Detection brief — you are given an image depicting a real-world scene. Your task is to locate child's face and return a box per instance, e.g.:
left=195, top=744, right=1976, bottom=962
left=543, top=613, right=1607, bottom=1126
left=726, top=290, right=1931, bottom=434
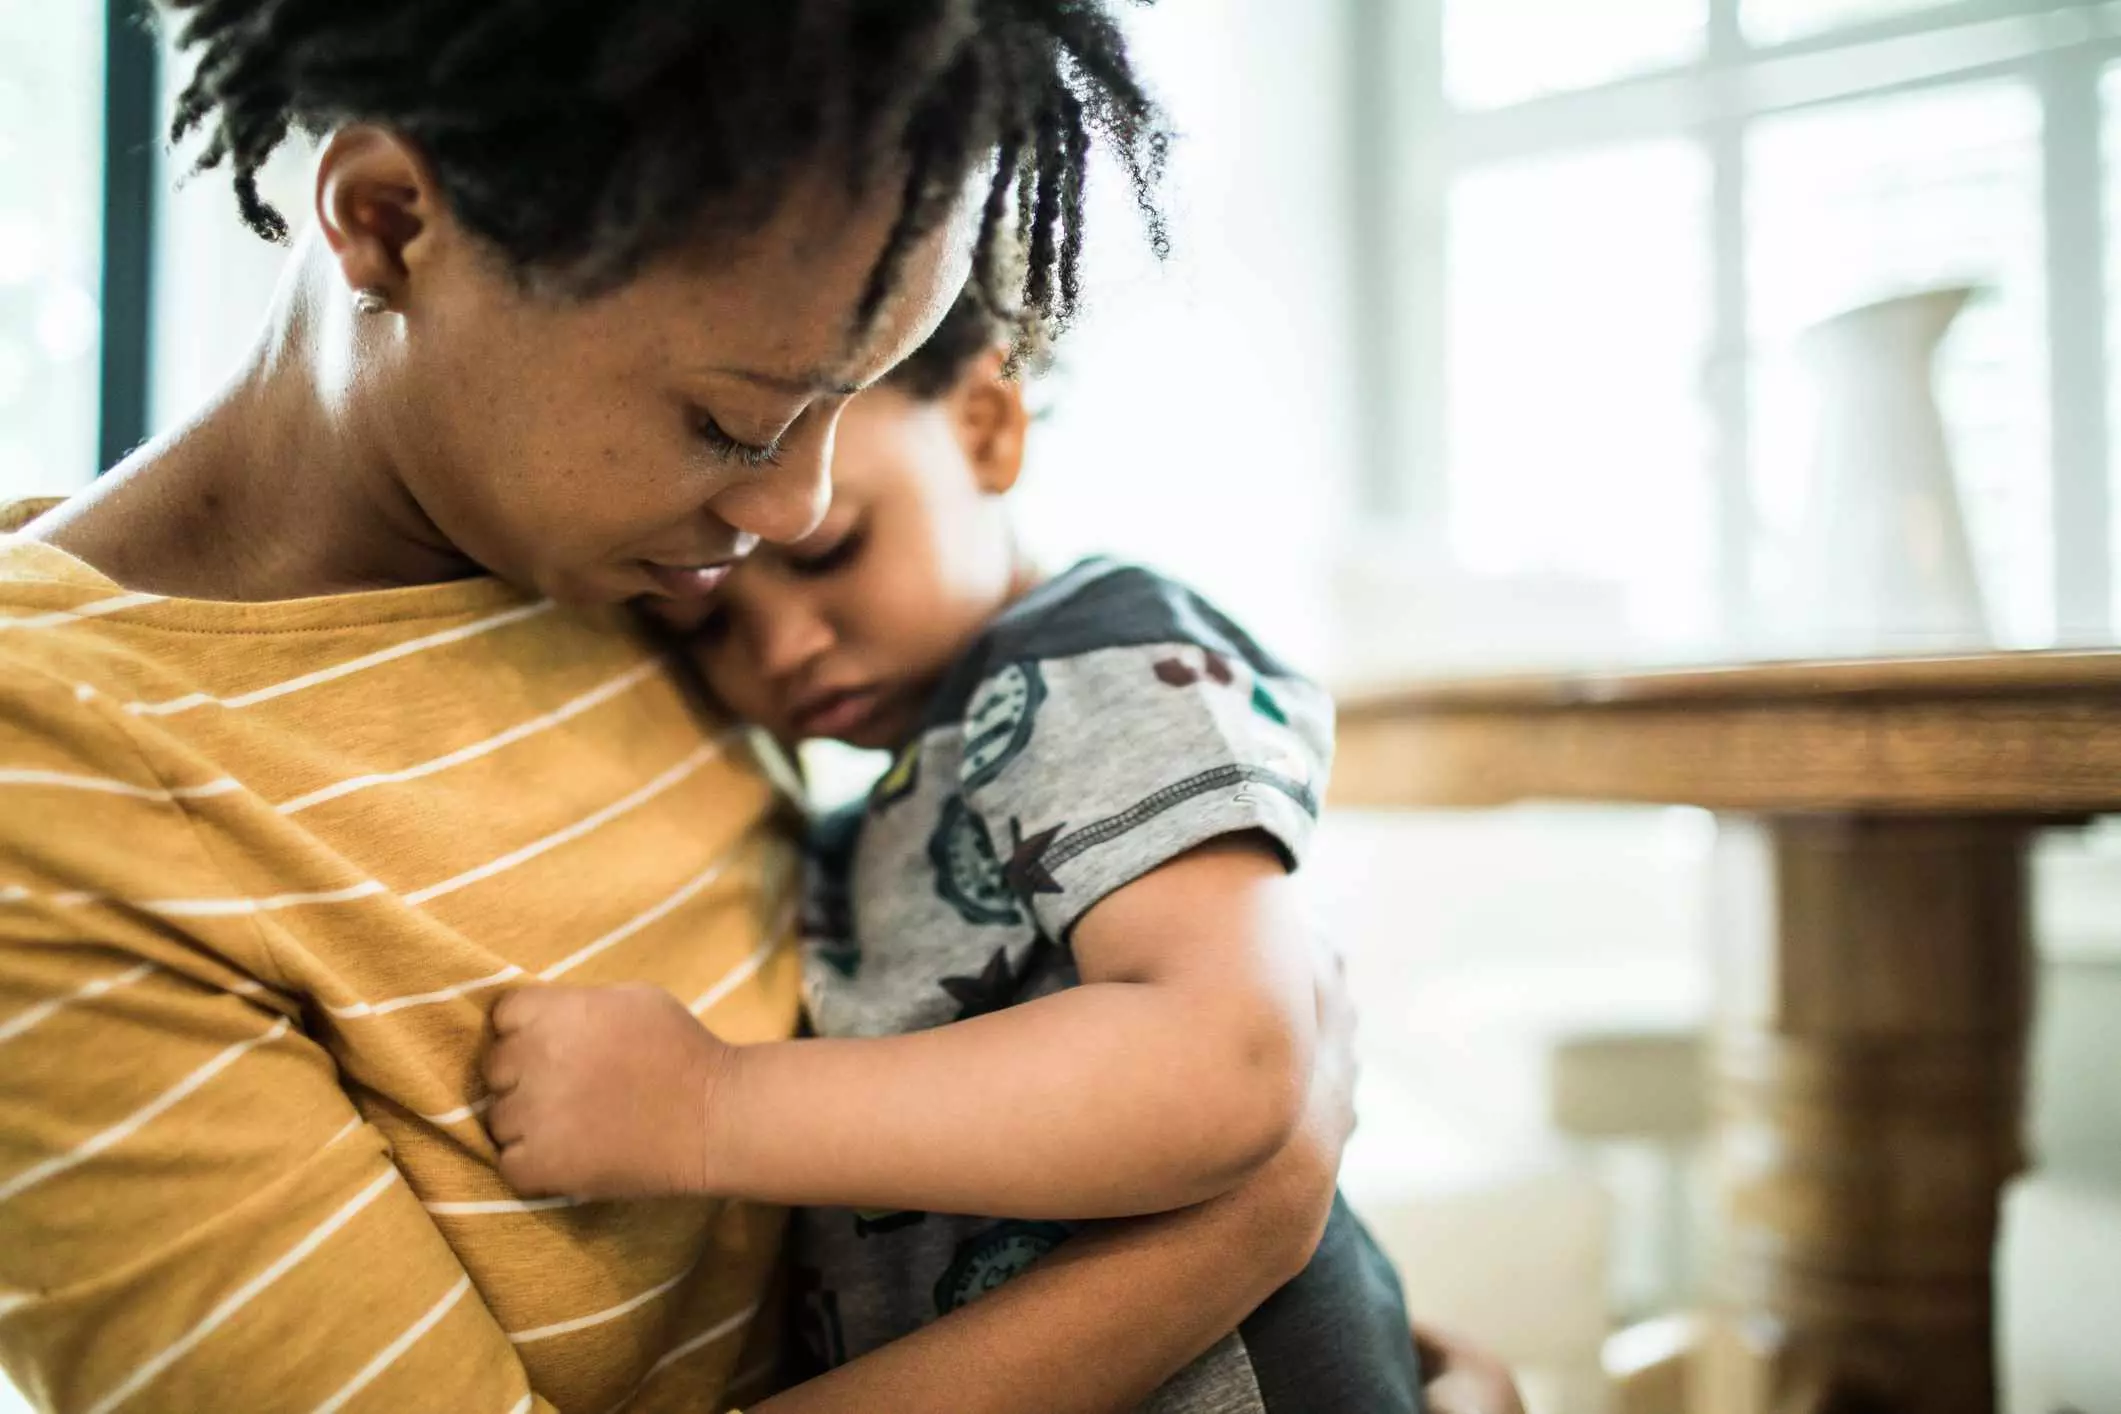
left=683, top=354, right=1029, bottom=750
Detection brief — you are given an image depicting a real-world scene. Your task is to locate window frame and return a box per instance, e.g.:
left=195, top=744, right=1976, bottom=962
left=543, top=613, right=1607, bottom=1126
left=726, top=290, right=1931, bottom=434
left=1359, top=0, right=2121, bottom=647
left=97, top=0, right=159, bottom=475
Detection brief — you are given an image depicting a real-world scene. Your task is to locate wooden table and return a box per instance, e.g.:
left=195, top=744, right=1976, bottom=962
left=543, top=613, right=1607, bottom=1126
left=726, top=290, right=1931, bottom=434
left=1332, top=652, right=2121, bottom=1414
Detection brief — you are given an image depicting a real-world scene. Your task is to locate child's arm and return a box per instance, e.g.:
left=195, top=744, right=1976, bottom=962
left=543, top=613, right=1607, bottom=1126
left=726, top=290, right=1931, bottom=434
left=753, top=1036, right=1353, bottom=1414
left=483, top=832, right=1318, bottom=1217
left=718, top=830, right=1317, bottom=1214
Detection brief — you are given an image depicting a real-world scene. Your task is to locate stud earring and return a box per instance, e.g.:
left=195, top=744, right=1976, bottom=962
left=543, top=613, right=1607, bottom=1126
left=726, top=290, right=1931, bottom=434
left=352, top=287, right=390, bottom=315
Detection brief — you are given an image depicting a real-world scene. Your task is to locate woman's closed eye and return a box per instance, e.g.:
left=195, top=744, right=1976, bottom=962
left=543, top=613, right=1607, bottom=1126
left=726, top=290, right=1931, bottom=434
left=689, top=408, right=784, bottom=469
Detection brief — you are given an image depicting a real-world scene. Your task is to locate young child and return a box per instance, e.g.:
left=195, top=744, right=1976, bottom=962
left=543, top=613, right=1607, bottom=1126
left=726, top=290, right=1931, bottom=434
left=482, top=292, right=1424, bottom=1412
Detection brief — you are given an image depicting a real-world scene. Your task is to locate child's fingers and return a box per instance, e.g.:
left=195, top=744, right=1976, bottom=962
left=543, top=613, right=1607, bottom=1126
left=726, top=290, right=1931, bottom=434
left=482, top=1034, right=525, bottom=1096
left=486, top=1089, right=528, bottom=1146
left=490, top=986, right=538, bottom=1036
left=495, top=1137, right=557, bottom=1198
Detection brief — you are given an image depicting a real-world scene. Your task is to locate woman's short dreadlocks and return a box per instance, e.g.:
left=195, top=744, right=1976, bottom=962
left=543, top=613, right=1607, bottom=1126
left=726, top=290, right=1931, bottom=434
left=155, top=0, right=1169, bottom=347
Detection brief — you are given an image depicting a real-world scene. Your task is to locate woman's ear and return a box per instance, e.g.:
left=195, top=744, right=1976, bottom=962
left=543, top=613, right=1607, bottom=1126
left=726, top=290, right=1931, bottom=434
left=313, top=125, right=448, bottom=309
left=948, top=346, right=1031, bottom=496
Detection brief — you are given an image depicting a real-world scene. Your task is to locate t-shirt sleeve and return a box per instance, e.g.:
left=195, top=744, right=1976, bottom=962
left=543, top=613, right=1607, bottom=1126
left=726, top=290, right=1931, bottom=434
left=955, top=641, right=1334, bottom=941
left=0, top=661, right=558, bottom=1414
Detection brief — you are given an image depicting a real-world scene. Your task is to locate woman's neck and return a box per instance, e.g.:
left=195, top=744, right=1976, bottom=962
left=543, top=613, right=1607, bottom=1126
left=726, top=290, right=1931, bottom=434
left=28, top=238, right=480, bottom=603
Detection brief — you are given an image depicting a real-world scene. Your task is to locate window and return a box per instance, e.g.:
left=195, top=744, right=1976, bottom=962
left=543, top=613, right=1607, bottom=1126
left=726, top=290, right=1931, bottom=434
left=0, top=4, right=105, bottom=503
left=1448, top=142, right=1717, bottom=644
left=1445, top=0, right=1708, bottom=109
left=2104, top=62, right=2121, bottom=630
left=1387, top=0, right=2115, bottom=657
left=1742, top=0, right=1959, bottom=45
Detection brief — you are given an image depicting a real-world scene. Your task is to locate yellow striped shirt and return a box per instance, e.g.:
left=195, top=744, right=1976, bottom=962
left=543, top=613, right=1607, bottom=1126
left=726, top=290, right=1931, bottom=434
left=0, top=507, right=801, bottom=1414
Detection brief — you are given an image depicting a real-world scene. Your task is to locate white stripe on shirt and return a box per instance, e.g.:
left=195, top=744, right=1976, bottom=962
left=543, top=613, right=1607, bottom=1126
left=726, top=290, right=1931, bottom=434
left=0, top=961, right=156, bottom=1047
left=423, top=1194, right=583, bottom=1217
left=326, top=966, right=523, bottom=1020
left=125, top=601, right=553, bottom=717
left=600, top=1304, right=759, bottom=1414
left=506, top=1264, right=694, bottom=1346
left=690, top=939, right=785, bottom=1018
left=6, top=734, right=734, bottom=932
left=309, top=1274, right=472, bottom=1414
left=7, top=880, right=385, bottom=921
left=0, top=769, right=238, bottom=801
left=0, top=591, right=165, bottom=631
left=0, top=1017, right=292, bottom=1205
left=539, top=853, right=735, bottom=982
left=405, top=742, right=720, bottom=907
left=417, top=1096, right=492, bottom=1128
left=80, top=1167, right=399, bottom=1414
left=145, top=881, right=387, bottom=918
left=277, top=659, right=662, bottom=815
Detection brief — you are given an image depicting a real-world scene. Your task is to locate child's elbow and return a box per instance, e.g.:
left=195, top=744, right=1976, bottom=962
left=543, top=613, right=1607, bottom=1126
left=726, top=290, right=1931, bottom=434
left=1208, top=1011, right=1312, bottom=1180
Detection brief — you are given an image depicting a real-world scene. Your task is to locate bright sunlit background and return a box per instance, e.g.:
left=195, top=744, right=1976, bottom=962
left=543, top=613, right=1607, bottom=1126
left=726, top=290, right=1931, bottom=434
left=7, top=3, right=2121, bottom=1412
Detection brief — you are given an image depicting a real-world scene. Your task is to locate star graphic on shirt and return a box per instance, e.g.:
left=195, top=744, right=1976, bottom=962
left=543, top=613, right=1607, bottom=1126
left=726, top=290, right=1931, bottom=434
left=1003, top=819, right=1066, bottom=899
left=939, top=942, right=1058, bottom=1021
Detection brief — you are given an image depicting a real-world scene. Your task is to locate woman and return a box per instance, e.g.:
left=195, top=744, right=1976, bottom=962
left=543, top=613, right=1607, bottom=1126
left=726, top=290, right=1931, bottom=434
left=0, top=4, right=1516, bottom=1412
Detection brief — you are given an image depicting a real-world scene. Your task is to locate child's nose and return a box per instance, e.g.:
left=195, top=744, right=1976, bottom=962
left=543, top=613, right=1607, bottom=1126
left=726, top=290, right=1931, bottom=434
left=754, top=601, right=836, bottom=682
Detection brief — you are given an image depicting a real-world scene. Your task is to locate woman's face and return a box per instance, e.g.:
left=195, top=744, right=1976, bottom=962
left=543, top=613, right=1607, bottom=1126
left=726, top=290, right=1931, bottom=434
left=344, top=137, right=980, bottom=610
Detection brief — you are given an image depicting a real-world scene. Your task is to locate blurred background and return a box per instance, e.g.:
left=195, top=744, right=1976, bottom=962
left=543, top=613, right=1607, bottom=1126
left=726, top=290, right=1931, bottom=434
left=6, top=1, right=2121, bottom=1411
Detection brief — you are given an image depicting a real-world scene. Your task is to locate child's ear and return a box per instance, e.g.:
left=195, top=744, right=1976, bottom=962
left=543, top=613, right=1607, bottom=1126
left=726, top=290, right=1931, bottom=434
left=948, top=347, right=1030, bottom=496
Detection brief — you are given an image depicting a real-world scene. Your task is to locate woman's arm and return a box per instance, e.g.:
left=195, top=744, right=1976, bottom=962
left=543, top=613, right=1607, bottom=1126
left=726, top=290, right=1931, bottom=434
left=751, top=951, right=1356, bottom=1414
left=487, top=836, right=1315, bottom=1216
left=0, top=952, right=560, bottom=1413
left=0, top=687, right=557, bottom=1411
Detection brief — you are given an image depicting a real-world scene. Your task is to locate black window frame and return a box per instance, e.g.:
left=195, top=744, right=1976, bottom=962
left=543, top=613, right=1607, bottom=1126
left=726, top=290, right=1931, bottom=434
left=97, top=0, right=158, bottom=473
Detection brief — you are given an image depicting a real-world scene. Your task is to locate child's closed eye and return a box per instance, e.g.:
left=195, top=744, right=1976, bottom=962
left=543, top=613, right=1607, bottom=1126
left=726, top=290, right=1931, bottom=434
left=784, top=526, right=866, bottom=579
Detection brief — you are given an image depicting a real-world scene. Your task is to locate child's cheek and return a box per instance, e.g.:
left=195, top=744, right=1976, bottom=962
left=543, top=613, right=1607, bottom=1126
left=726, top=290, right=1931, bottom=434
left=692, top=649, right=752, bottom=720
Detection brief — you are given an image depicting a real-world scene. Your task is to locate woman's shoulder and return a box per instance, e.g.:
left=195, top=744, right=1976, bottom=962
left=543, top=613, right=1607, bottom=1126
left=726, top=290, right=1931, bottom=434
left=0, top=510, right=192, bottom=701
left=0, top=508, right=602, bottom=728
left=0, top=534, right=147, bottom=761
left=0, top=530, right=200, bottom=766
left=0, top=602, right=280, bottom=986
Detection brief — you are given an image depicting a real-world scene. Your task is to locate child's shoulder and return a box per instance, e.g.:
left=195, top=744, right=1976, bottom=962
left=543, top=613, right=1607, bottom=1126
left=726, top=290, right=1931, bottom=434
left=949, top=558, right=1307, bottom=698
left=905, top=561, right=1334, bottom=939
left=910, top=559, right=1333, bottom=804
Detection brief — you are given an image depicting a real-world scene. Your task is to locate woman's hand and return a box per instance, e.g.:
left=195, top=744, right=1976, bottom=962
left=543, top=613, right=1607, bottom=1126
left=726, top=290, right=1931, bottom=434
left=483, top=984, right=732, bottom=1198
left=1415, top=1322, right=1529, bottom=1414
left=1416, top=1331, right=1535, bottom=1414
left=1251, top=924, right=1361, bottom=1270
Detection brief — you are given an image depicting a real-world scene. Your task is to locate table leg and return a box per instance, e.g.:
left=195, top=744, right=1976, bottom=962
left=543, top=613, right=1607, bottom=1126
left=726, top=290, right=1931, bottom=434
left=1699, top=816, right=2033, bottom=1414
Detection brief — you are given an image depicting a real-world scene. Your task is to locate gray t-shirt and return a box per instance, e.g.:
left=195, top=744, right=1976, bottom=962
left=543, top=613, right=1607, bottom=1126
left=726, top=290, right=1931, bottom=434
left=791, top=561, right=1421, bottom=1414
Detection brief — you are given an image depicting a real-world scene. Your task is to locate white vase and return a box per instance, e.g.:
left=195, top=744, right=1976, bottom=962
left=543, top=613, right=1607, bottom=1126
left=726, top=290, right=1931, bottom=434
left=1786, top=286, right=1990, bottom=656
